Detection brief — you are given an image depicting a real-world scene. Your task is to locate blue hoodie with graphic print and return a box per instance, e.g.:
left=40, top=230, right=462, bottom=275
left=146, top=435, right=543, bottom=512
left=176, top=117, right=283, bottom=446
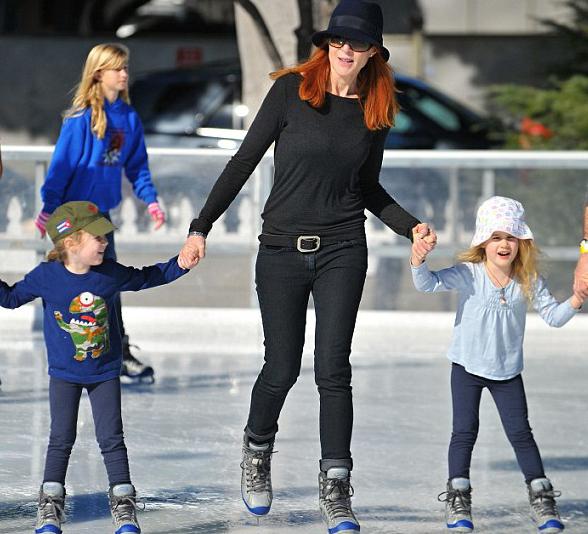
left=41, top=98, right=158, bottom=214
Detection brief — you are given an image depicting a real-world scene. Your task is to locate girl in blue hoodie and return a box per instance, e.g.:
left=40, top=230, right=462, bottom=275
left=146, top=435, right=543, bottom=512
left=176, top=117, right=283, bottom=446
left=35, top=43, right=164, bottom=380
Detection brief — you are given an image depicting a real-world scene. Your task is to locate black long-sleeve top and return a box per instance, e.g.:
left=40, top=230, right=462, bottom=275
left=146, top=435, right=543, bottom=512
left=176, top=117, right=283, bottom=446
left=189, top=73, right=419, bottom=240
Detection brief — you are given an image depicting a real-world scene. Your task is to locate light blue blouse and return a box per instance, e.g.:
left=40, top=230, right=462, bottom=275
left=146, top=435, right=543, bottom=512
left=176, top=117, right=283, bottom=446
left=411, top=261, right=578, bottom=380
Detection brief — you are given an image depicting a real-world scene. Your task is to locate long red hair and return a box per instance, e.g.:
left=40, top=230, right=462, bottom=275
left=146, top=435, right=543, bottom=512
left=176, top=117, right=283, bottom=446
left=271, top=47, right=397, bottom=130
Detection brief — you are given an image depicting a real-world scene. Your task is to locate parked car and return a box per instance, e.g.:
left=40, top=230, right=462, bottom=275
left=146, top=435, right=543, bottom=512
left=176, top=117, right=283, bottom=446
left=130, top=60, right=501, bottom=151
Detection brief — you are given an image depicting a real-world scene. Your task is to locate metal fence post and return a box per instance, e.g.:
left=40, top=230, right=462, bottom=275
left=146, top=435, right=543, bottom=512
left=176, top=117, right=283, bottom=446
left=32, top=160, right=47, bottom=332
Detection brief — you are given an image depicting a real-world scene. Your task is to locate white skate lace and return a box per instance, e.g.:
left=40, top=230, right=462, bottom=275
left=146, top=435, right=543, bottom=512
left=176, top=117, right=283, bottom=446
left=241, top=448, right=273, bottom=493
left=38, top=495, right=65, bottom=523
left=322, top=479, right=355, bottom=520
left=531, top=489, right=561, bottom=517
left=112, top=495, right=141, bottom=524
left=438, top=488, right=472, bottom=516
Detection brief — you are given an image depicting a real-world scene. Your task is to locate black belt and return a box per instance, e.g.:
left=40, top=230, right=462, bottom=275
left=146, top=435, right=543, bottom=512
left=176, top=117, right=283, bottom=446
left=259, top=233, right=365, bottom=253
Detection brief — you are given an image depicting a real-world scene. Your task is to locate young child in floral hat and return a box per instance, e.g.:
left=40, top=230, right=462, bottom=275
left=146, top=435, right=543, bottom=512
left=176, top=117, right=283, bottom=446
left=0, top=201, right=190, bottom=534
left=410, top=196, right=583, bottom=534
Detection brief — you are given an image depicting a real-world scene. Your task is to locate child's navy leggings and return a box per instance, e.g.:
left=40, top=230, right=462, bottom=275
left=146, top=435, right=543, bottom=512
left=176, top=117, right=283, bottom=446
left=43, top=376, right=131, bottom=486
left=449, top=363, right=545, bottom=484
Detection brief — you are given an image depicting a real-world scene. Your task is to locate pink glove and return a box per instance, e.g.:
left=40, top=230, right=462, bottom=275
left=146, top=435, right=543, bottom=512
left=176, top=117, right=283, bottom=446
left=35, top=210, right=51, bottom=238
left=147, top=202, right=165, bottom=230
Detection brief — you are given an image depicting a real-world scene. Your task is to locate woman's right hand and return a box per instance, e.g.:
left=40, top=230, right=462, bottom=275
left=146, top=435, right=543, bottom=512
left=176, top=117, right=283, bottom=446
left=178, top=234, right=206, bottom=269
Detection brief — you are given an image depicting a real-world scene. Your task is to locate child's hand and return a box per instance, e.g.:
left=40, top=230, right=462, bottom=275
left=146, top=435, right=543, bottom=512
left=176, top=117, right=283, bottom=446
left=411, top=223, right=437, bottom=266
left=574, top=253, right=588, bottom=300
left=178, top=234, right=206, bottom=269
left=572, top=273, right=588, bottom=308
left=148, top=202, right=166, bottom=231
left=34, top=210, right=51, bottom=238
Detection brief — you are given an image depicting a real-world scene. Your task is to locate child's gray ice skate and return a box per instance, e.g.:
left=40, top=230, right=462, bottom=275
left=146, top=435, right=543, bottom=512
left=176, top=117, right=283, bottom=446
left=438, top=478, right=473, bottom=532
left=109, top=483, right=141, bottom=534
left=240, top=437, right=273, bottom=516
left=528, top=478, right=564, bottom=533
left=35, top=482, right=65, bottom=534
left=318, top=467, right=360, bottom=533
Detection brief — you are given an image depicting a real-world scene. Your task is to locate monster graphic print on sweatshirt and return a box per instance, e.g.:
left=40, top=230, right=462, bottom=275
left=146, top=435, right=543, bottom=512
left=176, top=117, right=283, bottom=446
left=54, top=292, right=110, bottom=361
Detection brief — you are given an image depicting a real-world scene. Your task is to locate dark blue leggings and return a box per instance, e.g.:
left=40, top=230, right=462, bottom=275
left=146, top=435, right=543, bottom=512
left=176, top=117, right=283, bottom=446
left=449, top=363, right=545, bottom=484
left=43, top=376, right=131, bottom=486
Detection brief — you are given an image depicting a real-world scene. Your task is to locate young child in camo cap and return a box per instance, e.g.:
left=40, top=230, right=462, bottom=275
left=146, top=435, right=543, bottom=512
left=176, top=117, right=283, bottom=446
left=0, top=200, right=189, bottom=534
left=410, top=196, right=583, bottom=534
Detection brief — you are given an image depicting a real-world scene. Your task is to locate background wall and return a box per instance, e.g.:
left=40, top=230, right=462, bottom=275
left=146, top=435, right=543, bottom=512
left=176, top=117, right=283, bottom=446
left=0, top=36, right=238, bottom=144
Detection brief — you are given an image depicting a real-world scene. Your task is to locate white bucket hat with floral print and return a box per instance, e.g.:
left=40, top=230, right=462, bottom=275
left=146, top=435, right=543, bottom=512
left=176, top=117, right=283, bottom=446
left=471, top=196, right=534, bottom=247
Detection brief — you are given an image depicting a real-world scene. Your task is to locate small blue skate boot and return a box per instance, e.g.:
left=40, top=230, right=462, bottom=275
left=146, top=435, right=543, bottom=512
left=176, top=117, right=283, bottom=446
left=241, top=437, right=273, bottom=515
left=318, top=467, right=360, bottom=533
left=438, top=478, right=474, bottom=532
left=35, top=482, right=65, bottom=534
left=528, top=478, right=564, bottom=533
left=109, top=483, right=141, bottom=534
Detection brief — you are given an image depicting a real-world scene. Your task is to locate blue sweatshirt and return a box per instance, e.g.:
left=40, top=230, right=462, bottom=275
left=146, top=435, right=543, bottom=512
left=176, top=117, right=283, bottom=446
left=411, top=261, right=578, bottom=380
left=41, top=98, right=158, bottom=214
left=0, top=257, right=187, bottom=384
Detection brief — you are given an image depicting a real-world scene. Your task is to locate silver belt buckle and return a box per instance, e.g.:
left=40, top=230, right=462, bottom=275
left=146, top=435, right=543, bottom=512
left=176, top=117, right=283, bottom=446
left=297, top=235, right=320, bottom=252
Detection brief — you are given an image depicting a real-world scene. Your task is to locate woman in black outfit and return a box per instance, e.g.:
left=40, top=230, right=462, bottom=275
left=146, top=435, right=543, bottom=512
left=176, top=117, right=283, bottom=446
left=178, top=1, right=436, bottom=531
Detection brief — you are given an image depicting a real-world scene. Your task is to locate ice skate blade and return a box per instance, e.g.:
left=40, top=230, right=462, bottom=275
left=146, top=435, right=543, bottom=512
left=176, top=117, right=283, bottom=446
left=120, top=373, right=155, bottom=385
left=326, top=521, right=360, bottom=534
left=535, top=518, right=564, bottom=534
left=446, top=518, right=473, bottom=533
left=34, top=525, right=62, bottom=534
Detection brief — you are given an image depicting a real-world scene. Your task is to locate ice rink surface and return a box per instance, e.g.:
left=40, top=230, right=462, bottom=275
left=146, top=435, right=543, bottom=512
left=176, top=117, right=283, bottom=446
left=0, top=307, right=586, bottom=534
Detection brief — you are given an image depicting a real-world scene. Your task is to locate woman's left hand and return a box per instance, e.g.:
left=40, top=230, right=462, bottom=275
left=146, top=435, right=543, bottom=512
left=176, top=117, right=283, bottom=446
left=411, top=223, right=437, bottom=260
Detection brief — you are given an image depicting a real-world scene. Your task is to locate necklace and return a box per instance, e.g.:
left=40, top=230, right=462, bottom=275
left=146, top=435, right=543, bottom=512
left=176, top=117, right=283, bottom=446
left=485, top=264, right=511, bottom=306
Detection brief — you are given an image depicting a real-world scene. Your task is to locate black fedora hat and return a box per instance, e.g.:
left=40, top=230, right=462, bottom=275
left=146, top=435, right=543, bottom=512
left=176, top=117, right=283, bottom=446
left=312, top=0, right=390, bottom=61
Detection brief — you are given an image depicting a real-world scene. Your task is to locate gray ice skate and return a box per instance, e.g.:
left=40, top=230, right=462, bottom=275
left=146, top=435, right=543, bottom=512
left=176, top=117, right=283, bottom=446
left=35, top=482, right=65, bottom=534
left=438, top=478, right=473, bottom=533
left=240, top=438, right=273, bottom=515
left=109, top=483, right=141, bottom=534
left=318, top=467, right=360, bottom=533
left=528, top=478, right=564, bottom=533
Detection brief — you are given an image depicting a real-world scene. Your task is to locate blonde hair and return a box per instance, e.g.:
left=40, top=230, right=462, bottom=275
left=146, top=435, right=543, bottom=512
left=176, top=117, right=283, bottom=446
left=65, top=43, right=130, bottom=139
left=47, top=231, right=85, bottom=263
left=457, top=238, right=540, bottom=302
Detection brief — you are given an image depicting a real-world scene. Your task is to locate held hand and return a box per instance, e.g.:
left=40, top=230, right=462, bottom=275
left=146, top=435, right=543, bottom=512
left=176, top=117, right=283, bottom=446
left=573, top=253, right=588, bottom=300
left=148, top=202, right=166, bottom=231
left=411, top=223, right=437, bottom=265
left=178, top=235, right=206, bottom=269
left=34, top=210, right=51, bottom=238
left=413, top=222, right=430, bottom=239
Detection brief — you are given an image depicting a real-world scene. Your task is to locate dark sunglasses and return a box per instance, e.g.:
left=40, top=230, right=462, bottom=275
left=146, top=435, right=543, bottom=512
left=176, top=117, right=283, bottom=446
left=328, top=36, right=371, bottom=53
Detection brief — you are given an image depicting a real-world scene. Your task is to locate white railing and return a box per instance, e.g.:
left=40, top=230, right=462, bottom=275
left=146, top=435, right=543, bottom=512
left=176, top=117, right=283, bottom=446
left=1, top=146, right=585, bottom=311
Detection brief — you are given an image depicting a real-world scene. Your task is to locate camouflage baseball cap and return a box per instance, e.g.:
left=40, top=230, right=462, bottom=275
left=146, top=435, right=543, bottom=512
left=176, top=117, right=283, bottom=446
left=46, top=201, right=116, bottom=243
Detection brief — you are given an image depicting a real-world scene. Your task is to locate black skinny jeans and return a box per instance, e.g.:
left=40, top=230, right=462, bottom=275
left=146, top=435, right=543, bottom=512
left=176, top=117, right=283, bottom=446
left=246, top=238, right=367, bottom=472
